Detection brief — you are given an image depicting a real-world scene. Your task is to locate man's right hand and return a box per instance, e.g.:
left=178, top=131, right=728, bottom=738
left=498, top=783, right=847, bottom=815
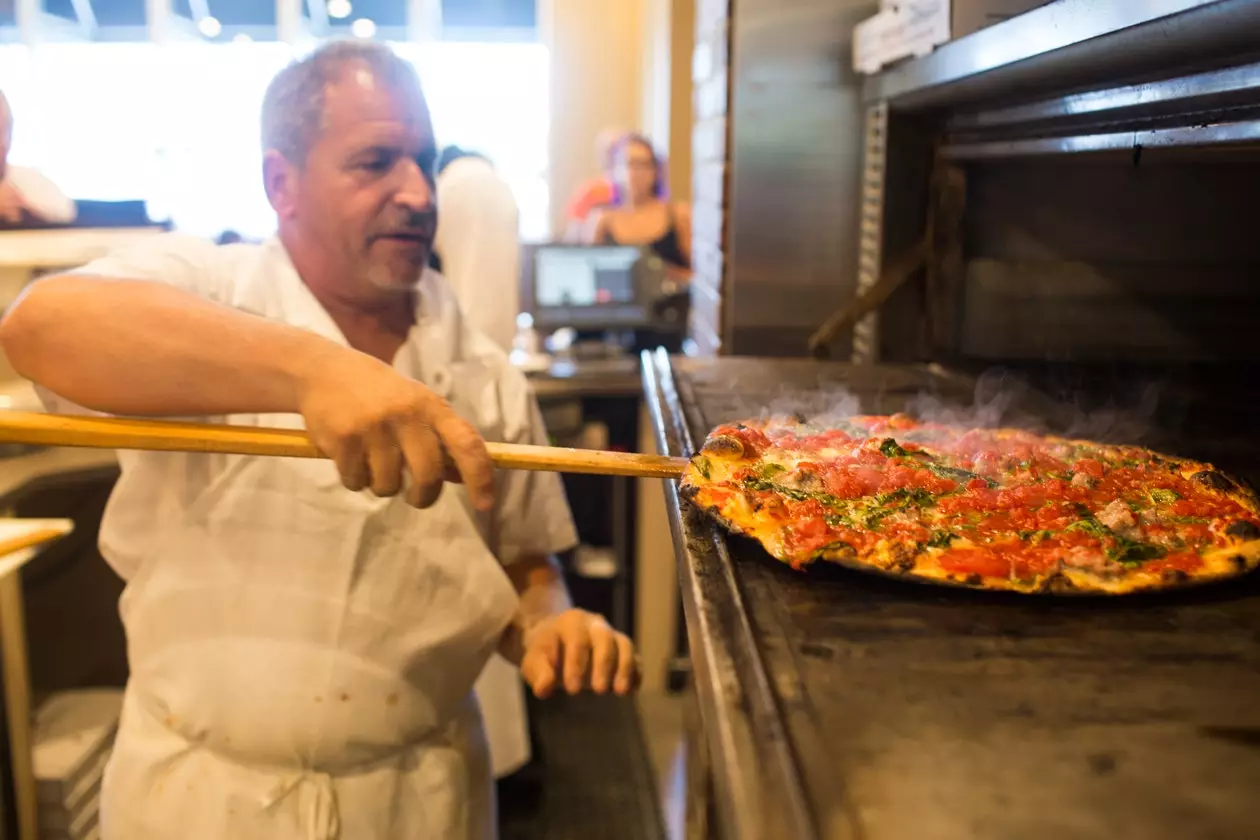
left=297, top=350, right=495, bottom=511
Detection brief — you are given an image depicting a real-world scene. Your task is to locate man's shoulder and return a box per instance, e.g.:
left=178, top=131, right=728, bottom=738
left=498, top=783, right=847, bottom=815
left=78, top=232, right=224, bottom=268
left=71, top=232, right=268, bottom=300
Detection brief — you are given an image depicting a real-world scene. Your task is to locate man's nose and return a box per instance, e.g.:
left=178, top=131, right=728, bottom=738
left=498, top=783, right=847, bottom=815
left=394, top=160, right=434, bottom=212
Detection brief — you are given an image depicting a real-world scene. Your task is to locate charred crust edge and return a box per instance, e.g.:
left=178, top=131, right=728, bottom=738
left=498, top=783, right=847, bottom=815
left=1192, top=470, right=1236, bottom=492
left=701, top=435, right=745, bottom=459
left=1224, top=520, right=1260, bottom=542
left=1038, top=572, right=1077, bottom=594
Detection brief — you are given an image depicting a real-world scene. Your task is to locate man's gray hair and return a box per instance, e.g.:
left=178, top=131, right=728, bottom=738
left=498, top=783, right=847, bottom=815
left=260, top=40, right=424, bottom=165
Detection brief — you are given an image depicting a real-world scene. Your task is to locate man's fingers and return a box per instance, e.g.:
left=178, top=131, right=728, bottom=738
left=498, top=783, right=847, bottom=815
left=613, top=634, right=637, bottom=695
left=521, top=627, right=561, bottom=698
left=432, top=412, right=495, bottom=512
left=365, top=431, right=404, bottom=497
left=396, top=424, right=445, bottom=509
left=589, top=624, right=618, bottom=695
left=562, top=618, right=594, bottom=695
left=332, top=437, right=369, bottom=493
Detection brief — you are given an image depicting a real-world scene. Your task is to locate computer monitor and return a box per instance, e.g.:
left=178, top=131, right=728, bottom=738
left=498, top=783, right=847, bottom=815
left=531, top=245, right=650, bottom=330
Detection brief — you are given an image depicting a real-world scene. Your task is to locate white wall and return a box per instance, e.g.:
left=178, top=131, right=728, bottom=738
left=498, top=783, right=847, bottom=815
left=541, top=0, right=645, bottom=236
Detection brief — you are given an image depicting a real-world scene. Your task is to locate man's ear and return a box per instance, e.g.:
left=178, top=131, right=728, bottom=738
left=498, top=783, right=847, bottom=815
left=262, top=150, right=299, bottom=220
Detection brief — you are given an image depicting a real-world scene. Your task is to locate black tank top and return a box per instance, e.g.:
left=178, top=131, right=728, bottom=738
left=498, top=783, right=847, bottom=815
left=602, top=205, right=690, bottom=270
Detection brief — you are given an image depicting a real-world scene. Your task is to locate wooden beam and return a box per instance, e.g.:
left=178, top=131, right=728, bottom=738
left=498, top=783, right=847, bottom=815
left=16, top=0, right=88, bottom=44
left=276, top=0, right=315, bottom=46
left=146, top=0, right=200, bottom=43
left=305, top=0, right=328, bottom=35
left=807, top=240, right=928, bottom=358
left=406, top=0, right=442, bottom=43
left=68, top=0, right=97, bottom=37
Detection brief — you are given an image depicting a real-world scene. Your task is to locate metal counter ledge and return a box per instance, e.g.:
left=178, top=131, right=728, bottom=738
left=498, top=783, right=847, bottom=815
left=640, top=350, right=1260, bottom=840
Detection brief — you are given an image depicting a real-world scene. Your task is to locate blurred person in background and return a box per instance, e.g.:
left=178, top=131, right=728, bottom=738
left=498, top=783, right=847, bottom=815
left=0, top=90, right=76, bottom=225
left=586, top=133, right=691, bottom=279
left=561, top=127, right=624, bottom=241
left=432, top=146, right=521, bottom=351
left=432, top=143, right=544, bottom=812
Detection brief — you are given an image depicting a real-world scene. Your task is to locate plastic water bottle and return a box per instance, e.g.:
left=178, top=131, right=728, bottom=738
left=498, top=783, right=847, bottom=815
left=509, top=312, right=547, bottom=370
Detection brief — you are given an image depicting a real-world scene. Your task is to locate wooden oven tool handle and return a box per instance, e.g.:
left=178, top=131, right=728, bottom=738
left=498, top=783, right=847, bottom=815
left=0, top=411, right=688, bottom=480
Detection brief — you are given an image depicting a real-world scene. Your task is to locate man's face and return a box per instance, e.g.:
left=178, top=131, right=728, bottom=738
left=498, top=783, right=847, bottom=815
left=281, top=64, right=438, bottom=295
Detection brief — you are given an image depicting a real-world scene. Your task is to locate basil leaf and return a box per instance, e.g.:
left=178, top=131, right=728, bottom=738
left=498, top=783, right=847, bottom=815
left=756, top=462, right=787, bottom=480
left=742, top=476, right=833, bottom=505
left=927, top=531, right=957, bottom=548
left=1018, top=529, right=1055, bottom=543
left=1149, top=488, right=1179, bottom=505
left=813, top=540, right=853, bottom=558
left=927, top=463, right=996, bottom=487
left=879, top=438, right=909, bottom=459
left=1066, top=518, right=1110, bottom=538
left=1112, top=540, right=1165, bottom=564
left=693, top=456, right=712, bottom=480
left=874, top=487, right=937, bottom=508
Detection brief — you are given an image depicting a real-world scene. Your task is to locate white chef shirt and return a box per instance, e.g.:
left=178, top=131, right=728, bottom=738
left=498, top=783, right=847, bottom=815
left=37, top=233, right=577, bottom=581
left=433, top=157, right=521, bottom=352
left=3, top=164, right=77, bottom=224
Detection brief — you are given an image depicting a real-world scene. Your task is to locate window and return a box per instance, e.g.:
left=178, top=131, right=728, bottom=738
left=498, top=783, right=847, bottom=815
left=0, top=38, right=550, bottom=240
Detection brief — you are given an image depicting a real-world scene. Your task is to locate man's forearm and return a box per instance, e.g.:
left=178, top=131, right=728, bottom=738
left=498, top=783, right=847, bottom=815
left=499, top=555, right=571, bottom=658
left=509, top=554, right=572, bottom=625
left=0, top=275, right=340, bottom=416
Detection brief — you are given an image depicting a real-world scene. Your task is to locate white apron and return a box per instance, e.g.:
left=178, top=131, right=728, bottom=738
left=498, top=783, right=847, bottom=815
left=57, top=238, right=556, bottom=840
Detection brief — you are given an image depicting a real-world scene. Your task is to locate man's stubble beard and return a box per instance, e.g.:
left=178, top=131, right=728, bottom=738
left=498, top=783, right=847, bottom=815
left=365, top=260, right=425, bottom=292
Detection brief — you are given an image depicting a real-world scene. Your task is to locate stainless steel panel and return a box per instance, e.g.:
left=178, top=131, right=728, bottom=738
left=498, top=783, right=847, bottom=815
left=863, top=0, right=1260, bottom=111
left=725, top=0, right=874, bottom=358
left=942, top=119, right=1260, bottom=158
left=947, top=61, right=1260, bottom=131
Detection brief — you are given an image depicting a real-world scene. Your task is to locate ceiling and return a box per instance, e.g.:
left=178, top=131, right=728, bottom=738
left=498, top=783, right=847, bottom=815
left=7, top=0, right=536, bottom=36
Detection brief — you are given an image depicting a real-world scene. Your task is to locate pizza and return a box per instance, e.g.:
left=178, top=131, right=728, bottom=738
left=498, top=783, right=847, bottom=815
left=680, top=413, right=1260, bottom=595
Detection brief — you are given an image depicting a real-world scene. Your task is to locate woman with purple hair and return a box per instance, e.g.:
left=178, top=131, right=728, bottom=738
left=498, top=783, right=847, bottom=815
left=586, top=133, right=692, bottom=278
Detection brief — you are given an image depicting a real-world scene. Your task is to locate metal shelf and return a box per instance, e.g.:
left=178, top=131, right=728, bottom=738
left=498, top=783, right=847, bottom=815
left=940, top=60, right=1260, bottom=157
left=862, top=0, right=1260, bottom=112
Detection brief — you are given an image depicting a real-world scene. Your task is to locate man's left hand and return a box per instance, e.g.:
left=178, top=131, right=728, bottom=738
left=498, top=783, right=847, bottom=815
left=0, top=182, right=27, bottom=223
left=518, top=609, right=639, bottom=698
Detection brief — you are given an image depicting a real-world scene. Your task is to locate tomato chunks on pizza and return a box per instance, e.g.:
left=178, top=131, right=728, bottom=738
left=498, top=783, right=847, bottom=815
left=680, top=413, right=1260, bottom=595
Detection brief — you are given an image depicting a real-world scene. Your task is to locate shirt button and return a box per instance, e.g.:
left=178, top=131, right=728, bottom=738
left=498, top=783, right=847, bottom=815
left=432, top=368, right=453, bottom=397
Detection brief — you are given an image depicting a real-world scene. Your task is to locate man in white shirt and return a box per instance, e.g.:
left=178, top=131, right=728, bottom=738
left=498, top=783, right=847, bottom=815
left=0, top=91, right=77, bottom=224
left=433, top=147, right=521, bottom=352
left=0, top=42, right=637, bottom=840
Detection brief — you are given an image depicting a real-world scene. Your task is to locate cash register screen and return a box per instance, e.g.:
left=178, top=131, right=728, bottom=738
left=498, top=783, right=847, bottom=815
left=534, top=245, right=640, bottom=308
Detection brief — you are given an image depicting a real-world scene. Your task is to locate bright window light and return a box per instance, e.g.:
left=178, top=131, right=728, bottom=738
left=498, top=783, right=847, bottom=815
left=0, top=40, right=551, bottom=241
